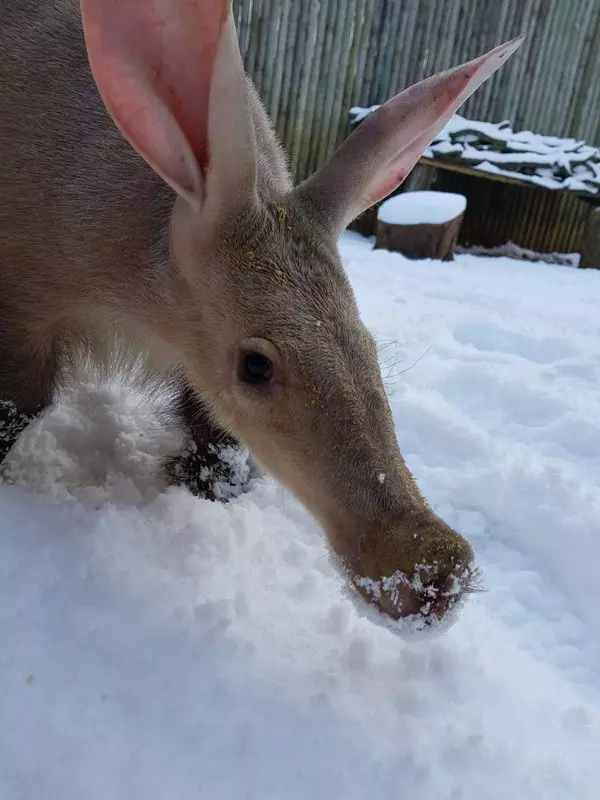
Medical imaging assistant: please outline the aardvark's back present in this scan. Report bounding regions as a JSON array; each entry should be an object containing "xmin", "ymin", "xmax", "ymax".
[{"xmin": 0, "ymin": 0, "xmax": 171, "ymax": 315}]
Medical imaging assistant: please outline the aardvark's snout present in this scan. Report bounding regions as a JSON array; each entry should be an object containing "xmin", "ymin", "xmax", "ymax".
[{"xmin": 331, "ymin": 511, "xmax": 478, "ymax": 635}]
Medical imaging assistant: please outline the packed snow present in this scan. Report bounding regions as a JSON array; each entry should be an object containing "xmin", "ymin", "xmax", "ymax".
[
  {"xmin": 1, "ymin": 230, "xmax": 600, "ymax": 799},
  {"xmin": 377, "ymin": 191, "xmax": 467, "ymax": 225},
  {"xmin": 455, "ymin": 241, "xmax": 581, "ymax": 267},
  {"xmin": 350, "ymin": 109, "xmax": 600, "ymax": 196}
]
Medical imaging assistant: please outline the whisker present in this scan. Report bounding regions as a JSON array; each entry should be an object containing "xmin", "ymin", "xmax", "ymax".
[{"xmin": 383, "ymin": 344, "xmax": 432, "ymax": 381}]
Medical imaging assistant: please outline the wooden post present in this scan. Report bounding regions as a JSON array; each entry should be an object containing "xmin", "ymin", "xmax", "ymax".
[
  {"xmin": 375, "ymin": 191, "xmax": 466, "ymax": 261},
  {"xmin": 580, "ymin": 207, "xmax": 600, "ymax": 269}
]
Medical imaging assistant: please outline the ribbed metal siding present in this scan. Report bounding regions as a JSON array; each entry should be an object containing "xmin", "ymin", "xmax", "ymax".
[{"xmin": 232, "ymin": 0, "xmax": 600, "ymax": 184}]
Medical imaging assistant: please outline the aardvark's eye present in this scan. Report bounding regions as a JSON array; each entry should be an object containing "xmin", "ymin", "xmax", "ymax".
[{"xmin": 238, "ymin": 351, "xmax": 273, "ymax": 385}]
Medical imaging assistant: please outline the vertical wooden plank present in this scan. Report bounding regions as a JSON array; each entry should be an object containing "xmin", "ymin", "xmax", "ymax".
[
  {"xmin": 474, "ymin": 1, "xmax": 503, "ymax": 120},
  {"xmin": 525, "ymin": 0, "xmax": 568, "ymax": 135},
  {"xmin": 309, "ymin": 0, "xmax": 350, "ymax": 171},
  {"xmin": 351, "ymin": 0, "xmax": 375, "ymax": 106},
  {"xmin": 382, "ymin": 0, "xmax": 405, "ymax": 97},
  {"xmin": 288, "ymin": 1, "xmax": 322, "ymax": 179},
  {"xmin": 236, "ymin": 0, "xmax": 254, "ymax": 59},
  {"xmin": 316, "ymin": 0, "xmax": 357, "ymax": 167},
  {"xmin": 419, "ymin": 0, "xmax": 439, "ymax": 78},
  {"xmin": 245, "ymin": 0, "xmax": 261, "ymax": 79},
  {"xmin": 562, "ymin": 0, "xmax": 598, "ymax": 137},
  {"xmin": 303, "ymin": 0, "xmax": 339, "ymax": 177},
  {"xmin": 494, "ymin": 0, "xmax": 532, "ymax": 124},
  {"xmin": 576, "ymin": 10, "xmax": 600, "ymax": 142},
  {"xmin": 388, "ymin": 2, "xmax": 420, "ymax": 98},
  {"xmin": 372, "ymin": 0, "xmax": 394, "ymax": 99},
  {"xmin": 259, "ymin": 0, "xmax": 279, "ymax": 110},
  {"xmin": 253, "ymin": 0, "xmax": 272, "ymax": 97},
  {"xmin": 278, "ymin": 0, "xmax": 304, "ymax": 149},
  {"xmin": 432, "ymin": 0, "xmax": 463, "ymax": 75},
  {"xmin": 334, "ymin": 0, "xmax": 363, "ymax": 149},
  {"xmin": 268, "ymin": 0, "xmax": 292, "ymax": 123},
  {"xmin": 359, "ymin": 0, "xmax": 386, "ymax": 104}
]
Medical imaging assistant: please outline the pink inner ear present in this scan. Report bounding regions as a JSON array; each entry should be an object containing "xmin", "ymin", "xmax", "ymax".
[
  {"xmin": 81, "ymin": 0, "xmax": 229, "ymax": 196},
  {"xmin": 366, "ymin": 170, "xmax": 408, "ymax": 207}
]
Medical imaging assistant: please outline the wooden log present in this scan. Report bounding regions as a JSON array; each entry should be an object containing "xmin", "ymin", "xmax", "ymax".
[
  {"xmin": 375, "ymin": 217, "xmax": 464, "ymax": 261},
  {"xmin": 580, "ymin": 206, "xmax": 600, "ymax": 269},
  {"xmin": 374, "ymin": 191, "xmax": 466, "ymax": 261}
]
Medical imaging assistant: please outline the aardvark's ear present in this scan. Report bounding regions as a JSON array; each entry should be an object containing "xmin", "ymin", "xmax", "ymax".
[
  {"xmin": 295, "ymin": 35, "xmax": 525, "ymax": 236},
  {"xmin": 80, "ymin": 0, "xmax": 257, "ymax": 207}
]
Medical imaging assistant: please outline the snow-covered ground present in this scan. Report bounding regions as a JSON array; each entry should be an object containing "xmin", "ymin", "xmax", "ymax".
[{"xmin": 1, "ymin": 230, "xmax": 599, "ymax": 799}]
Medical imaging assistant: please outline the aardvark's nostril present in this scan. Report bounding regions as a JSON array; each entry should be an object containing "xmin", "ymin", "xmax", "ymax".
[
  {"xmin": 342, "ymin": 515, "xmax": 479, "ymax": 634},
  {"xmin": 351, "ymin": 562, "xmax": 479, "ymax": 634}
]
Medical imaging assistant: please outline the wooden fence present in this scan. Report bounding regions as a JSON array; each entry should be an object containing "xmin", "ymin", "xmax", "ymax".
[{"xmin": 232, "ymin": 0, "xmax": 600, "ymax": 183}]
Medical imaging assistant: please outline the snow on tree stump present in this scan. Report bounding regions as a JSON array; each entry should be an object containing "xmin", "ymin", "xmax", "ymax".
[
  {"xmin": 375, "ymin": 191, "xmax": 467, "ymax": 261},
  {"xmin": 580, "ymin": 207, "xmax": 600, "ymax": 269}
]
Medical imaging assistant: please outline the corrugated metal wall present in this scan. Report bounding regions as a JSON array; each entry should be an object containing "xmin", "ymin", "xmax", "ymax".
[{"xmin": 232, "ymin": 0, "xmax": 600, "ymax": 184}]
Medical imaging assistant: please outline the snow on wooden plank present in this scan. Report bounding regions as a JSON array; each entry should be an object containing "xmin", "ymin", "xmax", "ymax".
[{"xmin": 349, "ymin": 109, "xmax": 600, "ymax": 197}]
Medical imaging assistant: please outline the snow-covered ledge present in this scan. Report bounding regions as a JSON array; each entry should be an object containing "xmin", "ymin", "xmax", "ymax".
[{"xmin": 349, "ymin": 109, "xmax": 600, "ymax": 198}]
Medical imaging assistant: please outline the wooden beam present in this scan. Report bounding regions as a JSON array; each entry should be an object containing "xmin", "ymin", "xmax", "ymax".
[{"xmin": 417, "ymin": 156, "xmax": 598, "ymax": 204}]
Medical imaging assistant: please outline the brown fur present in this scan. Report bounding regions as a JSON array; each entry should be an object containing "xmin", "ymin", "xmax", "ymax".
[{"xmin": 0, "ymin": 0, "xmax": 477, "ymax": 629}]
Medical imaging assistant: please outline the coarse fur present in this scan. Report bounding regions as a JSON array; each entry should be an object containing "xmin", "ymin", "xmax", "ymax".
[{"xmin": 0, "ymin": 0, "xmax": 523, "ymax": 629}]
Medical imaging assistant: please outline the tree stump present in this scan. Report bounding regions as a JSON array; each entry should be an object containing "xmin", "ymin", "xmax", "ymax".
[
  {"xmin": 375, "ymin": 191, "xmax": 466, "ymax": 261},
  {"xmin": 580, "ymin": 206, "xmax": 600, "ymax": 269}
]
